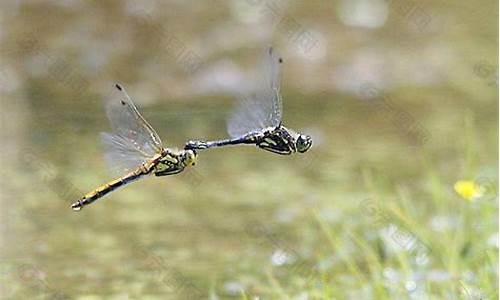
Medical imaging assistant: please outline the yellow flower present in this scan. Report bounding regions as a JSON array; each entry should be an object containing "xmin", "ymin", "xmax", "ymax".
[{"xmin": 454, "ymin": 180, "xmax": 484, "ymax": 201}]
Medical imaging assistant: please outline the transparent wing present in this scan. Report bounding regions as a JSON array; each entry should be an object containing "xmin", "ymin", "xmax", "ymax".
[
  {"xmin": 100, "ymin": 84, "xmax": 163, "ymax": 175},
  {"xmin": 227, "ymin": 47, "xmax": 283, "ymax": 138},
  {"xmin": 100, "ymin": 132, "xmax": 153, "ymax": 175},
  {"xmin": 260, "ymin": 46, "xmax": 283, "ymax": 126}
]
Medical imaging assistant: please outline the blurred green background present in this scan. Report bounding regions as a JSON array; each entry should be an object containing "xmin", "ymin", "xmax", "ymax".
[{"xmin": 0, "ymin": 1, "xmax": 498, "ymax": 299}]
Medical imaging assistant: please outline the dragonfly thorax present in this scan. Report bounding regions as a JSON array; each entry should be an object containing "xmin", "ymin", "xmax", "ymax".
[
  {"xmin": 257, "ymin": 126, "xmax": 312, "ymax": 155},
  {"xmin": 255, "ymin": 127, "xmax": 296, "ymax": 155},
  {"xmin": 153, "ymin": 149, "xmax": 197, "ymax": 177}
]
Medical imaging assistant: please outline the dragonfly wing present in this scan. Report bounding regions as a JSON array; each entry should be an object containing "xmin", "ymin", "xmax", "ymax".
[
  {"xmin": 260, "ymin": 46, "xmax": 283, "ymax": 128},
  {"xmin": 100, "ymin": 132, "xmax": 152, "ymax": 176},
  {"xmin": 227, "ymin": 93, "xmax": 269, "ymax": 138},
  {"xmin": 227, "ymin": 47, "xmax": 283, "ymax": 138},
  {"xmin": 101, "ymin": 84, "xmax": 163, "ymax": 174}
]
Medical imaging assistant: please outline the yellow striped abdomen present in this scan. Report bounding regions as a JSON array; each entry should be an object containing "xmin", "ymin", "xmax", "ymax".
[{"xmin": 71, "ymin": 169, "xmax": 146, "ymax": 211}]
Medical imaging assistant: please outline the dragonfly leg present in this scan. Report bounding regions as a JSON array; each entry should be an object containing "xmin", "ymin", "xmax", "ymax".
[{"xmin": 154, "ymin": 168, "xmax": 183, "ymax": 177}]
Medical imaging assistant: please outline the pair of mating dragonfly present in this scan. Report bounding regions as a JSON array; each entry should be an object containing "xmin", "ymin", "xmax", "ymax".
[{"xmin": 71, "ymin": 48, "xmax": 313, "ymax": 211}]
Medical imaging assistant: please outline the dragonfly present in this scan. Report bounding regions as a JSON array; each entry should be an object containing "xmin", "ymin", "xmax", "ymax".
[
  {"xmin": 185, "ymin": 47, "xmax": 312, "ymax": 155},
  {"xmin": 71, "ymin": 84, "xmax": 197, "ymax": 211}
]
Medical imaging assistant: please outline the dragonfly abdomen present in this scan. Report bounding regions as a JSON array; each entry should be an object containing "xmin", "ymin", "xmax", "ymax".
[
  {"xmin": 185, "ymin": 134, "xmax": 260, "ymax": 150},
  {"xmin": 213, "ymin": 136, "xmax": 257, "ymax": 147},
  {"xmin": 71, "ymin": 170, "xmax": 146, "ymax": 211}
]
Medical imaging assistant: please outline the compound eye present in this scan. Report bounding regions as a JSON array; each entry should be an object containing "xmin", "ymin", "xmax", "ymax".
[{"xmin": 296, "ymin": 135, "xmax": 312, "ymax": 153}]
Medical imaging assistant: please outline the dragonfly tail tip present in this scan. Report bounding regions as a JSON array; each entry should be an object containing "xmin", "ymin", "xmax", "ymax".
[{"xmin": 71, "ymin": 201, "xmax": 83, "ymax": 211}]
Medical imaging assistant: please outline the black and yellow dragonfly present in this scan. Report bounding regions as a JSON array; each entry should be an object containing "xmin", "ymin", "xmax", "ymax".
[
  {"xmin": 71, "ymin": 84, "xmax": 197, "ymax": 211},
  {"xmin": 185, "ymin": 47, "xmax": 312, "ymax": 155}
]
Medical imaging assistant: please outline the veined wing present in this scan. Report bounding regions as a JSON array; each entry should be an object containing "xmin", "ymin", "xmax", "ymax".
[
  {"xmin": 101, "ymin": 132, "xmax": 153, "ymax": 176},
  {"xmin": 101, "ymin": 84, "xmax": 163, "ymax": 175},
  {"xmin": 227, "ymin": 47, "xmax": 283, "ymax": 138}
]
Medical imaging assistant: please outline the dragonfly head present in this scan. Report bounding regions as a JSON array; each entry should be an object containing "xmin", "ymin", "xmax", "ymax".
[
  {"xmin": 295, "ymin": 134, "xmax": 313, "ymax": 153},
  {"xmin": 183, "ymin": 149, "xmax": 198, "ymax": 167}
]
